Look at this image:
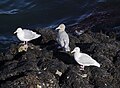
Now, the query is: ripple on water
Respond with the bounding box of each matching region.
[0,0,36,14]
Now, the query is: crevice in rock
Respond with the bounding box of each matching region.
[13,52,26,60]
[59,70,68,87]
[0,72,26,85]
[112,50,120,64]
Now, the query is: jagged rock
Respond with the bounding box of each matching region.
[37,71,60,88]
[90,68,113,88]
[0,23,120,88]
[60,66,94,88]
[1,71,60,88]
[38,58,67,79]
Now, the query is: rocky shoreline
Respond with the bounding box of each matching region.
[0,3,120,87]
[0,26,120,88]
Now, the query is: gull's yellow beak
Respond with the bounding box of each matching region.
[55,26,60,30]
[71,50,75,54]
[14,31,17,34]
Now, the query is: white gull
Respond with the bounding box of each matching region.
[14,27,41,44]
[55,24,70,52]
[71,47,100,70]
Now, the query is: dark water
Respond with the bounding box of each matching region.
[0,0,119,51]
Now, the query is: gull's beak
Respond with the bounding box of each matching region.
[71,50,75,54]
[55,26,60,30]
[14,31,17,34]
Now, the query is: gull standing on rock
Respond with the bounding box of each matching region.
[14,27,41,45]
[55,24,70,52]
[71,47,100,70]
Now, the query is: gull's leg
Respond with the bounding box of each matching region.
[25,41,27,45]
[23,41,28,47]
[25,41,28,46]
[80,65,85,70]
[24,41,28,51]
[19,41,25,45]
[23,41,26,44]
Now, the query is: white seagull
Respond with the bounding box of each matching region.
[14,27,41,44]
[71,47,100,70]
[55,24,70,52]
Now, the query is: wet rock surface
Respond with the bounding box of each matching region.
[0,27,120,88]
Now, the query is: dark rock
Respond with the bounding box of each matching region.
[1,71,60,88]
[38,58,67,77]
[90,68,113,88]
[60,66,94,88]
[37,71,60,88]
[1,21,120,88]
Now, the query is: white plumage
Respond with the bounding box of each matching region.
[14,27,41,44]
[71,47,100,70]
[55,24,70,52]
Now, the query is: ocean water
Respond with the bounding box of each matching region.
[0,0,119,51]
